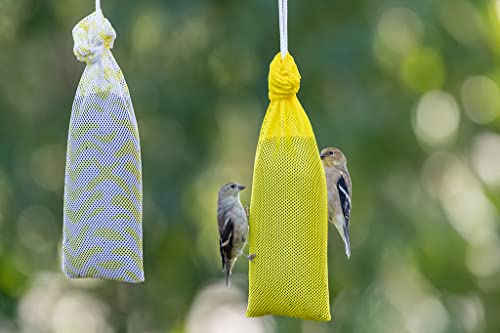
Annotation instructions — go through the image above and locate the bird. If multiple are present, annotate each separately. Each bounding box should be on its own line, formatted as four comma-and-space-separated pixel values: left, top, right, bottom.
217, 182, 256, 286
320, 147, 352, 258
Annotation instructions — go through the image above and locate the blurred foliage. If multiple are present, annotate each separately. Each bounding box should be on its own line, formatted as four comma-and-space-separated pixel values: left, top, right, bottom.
1, 0, 500, 332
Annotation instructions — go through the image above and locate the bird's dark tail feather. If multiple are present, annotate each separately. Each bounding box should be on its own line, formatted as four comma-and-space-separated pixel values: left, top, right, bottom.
224, 259, 231, 287
225, 269, 230, 287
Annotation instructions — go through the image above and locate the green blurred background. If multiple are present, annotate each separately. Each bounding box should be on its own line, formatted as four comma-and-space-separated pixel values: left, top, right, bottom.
1, 0, 500, 332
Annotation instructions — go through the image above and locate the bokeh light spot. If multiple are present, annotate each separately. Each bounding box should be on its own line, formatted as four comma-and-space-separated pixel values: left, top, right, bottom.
439, 0, 485, 48
413, 91, 460, 147
461, 76, 500, 124
471, 132, 500, 186
377, 7, 423, 56
401, 48, 445, 93
439, 159, 497, 246
466, 239, 500, 277
185, 283, 274, 333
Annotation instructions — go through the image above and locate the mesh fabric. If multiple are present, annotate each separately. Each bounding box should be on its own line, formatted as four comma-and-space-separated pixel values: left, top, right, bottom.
62, 11, 144, 283
246, 53, 330, 321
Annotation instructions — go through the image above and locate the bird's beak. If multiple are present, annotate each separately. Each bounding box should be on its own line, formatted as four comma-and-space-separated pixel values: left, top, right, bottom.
342, 224, 351, 259
238, 185, 246, 191
320, 153, 325, 160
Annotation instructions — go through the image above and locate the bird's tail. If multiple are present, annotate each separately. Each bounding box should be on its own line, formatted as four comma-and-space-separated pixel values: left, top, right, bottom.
225, 268, 231, 287
224, 259, 231, 287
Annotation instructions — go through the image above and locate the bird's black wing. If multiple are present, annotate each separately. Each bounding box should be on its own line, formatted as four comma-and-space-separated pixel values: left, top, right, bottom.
219, 218, 234, 270
337, 175, 351, 224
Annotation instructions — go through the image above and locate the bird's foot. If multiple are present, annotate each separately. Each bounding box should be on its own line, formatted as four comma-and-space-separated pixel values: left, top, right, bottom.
247, 253, 256, 262
244, 206, 250, 219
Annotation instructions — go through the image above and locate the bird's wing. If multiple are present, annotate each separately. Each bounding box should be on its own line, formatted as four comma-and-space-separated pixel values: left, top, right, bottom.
217, 208, 226, 235
345, 169, 352, 198
219, 217, 234, 269
325, 167, 339, 224
337, 175, 351, 224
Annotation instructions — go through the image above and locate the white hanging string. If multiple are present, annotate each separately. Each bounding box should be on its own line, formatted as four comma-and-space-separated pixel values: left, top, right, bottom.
95, 0, 104, 28
278, 0, 288, 59
94, 0, 105, 62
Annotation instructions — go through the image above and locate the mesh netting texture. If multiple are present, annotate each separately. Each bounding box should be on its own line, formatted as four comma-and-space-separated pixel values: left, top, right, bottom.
62, 11, 144, 283
246, 53, 330, 321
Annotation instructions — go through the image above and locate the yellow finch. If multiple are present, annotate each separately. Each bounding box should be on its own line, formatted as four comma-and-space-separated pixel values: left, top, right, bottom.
217, 182, 256, 286
321, 147, 352, 258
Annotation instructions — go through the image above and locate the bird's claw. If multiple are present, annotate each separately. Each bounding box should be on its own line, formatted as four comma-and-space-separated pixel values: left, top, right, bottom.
247, 253, 256, 262
244, 206, 250, 219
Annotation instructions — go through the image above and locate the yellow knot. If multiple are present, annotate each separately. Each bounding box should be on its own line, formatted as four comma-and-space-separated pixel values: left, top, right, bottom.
268, 52, 301, 101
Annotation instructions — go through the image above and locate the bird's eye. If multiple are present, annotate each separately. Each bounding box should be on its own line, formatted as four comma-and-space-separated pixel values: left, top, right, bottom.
230, 184, 236, 189
329, 151, 334, 155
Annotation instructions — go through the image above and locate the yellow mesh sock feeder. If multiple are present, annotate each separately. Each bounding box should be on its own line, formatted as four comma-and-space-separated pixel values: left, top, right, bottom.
246, 0, 330, 321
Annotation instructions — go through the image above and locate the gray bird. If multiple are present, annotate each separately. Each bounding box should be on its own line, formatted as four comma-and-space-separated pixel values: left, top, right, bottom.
217, 182, 256, 286
321, 147, 352, 258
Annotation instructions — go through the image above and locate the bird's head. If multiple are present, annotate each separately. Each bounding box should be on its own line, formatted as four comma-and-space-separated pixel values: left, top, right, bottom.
218, 182, 246, 200
320, 147, 347, 168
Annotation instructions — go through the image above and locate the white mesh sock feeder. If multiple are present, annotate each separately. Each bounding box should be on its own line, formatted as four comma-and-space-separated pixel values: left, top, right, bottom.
62, 0, 144, 283
246, 0, 330, 320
